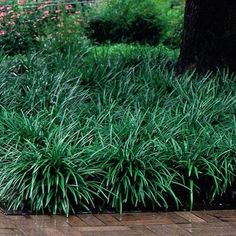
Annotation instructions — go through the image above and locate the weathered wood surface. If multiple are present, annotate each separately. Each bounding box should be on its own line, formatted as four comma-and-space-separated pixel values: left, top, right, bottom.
1, 210, 236, 235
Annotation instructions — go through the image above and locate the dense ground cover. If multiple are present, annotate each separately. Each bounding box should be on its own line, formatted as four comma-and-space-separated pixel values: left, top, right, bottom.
0, 0, 235, 216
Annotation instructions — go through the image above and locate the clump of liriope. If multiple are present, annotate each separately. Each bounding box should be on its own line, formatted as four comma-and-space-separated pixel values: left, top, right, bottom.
0, 110, 105, 215
93, 109, 180, 213
0, 43, 235, 214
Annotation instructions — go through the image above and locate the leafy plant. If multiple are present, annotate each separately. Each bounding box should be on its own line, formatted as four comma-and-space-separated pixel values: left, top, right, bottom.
0, 1, 84, 55
0, 110, 105, 216
0, 33, 235, 215
85, 0, 163, 45
97, 111, 179, 213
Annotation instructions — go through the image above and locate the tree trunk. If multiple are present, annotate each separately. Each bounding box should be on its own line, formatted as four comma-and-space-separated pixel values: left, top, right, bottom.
176, 0, 236, 73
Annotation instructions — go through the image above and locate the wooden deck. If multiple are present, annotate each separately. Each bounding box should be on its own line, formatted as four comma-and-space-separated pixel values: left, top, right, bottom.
1, 210, 236, 235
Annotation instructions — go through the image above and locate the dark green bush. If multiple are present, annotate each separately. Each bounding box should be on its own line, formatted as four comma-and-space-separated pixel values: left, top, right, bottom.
85, 0, 163, 45
128, 15, 162, 44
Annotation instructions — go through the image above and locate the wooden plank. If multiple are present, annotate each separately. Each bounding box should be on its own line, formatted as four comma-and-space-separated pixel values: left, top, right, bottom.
0, 228, 23, 235
95, 214, 122, 226
29, 215, 69, 228
16, 227, 46, 236
42, 228, 66, 236
5, 215, 34, 222
180, 222, 228, 229
3, 211, 236, 236
76, 226, 131, 232
114, 212, 157, 221
181, 224, 236, 235
5, 215, 35, 227
78, 214, 105, 226
206, 210, 236, 222
59, 229, 82, 236
0, 221, 17, 229
147, 224, 191, 236
129, 225, 159, 236
193, 211, 224, 223
67, 216, 88, 227
67, 226, 140, 236
168, 212, 190, 224
175, 212, 206, 223
226, 222, 236, 229
79, 231, 141, 236
114, 213, 173, 225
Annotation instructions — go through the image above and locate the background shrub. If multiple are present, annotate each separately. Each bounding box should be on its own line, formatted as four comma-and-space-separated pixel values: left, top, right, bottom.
84, 0, 184, 47
0, 1, 83, 55
85, 0, 163, 45
0, 7, 46, 55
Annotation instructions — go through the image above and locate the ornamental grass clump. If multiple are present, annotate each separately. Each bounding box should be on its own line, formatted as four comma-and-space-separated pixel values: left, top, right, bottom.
0, 110, 105, 215
98, 111, 179, 214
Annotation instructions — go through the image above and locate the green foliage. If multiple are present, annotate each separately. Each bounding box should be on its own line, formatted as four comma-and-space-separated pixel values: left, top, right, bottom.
0, 2, 84, 55
40, 13, 87, 54
0, 7, 47, 55
0, 43, 235, 214
98, 111, 179, 213
0, 110, 105, 215
0, 0, 235, 216
85, 0, 163, 45
84, 0, 184, 48
82, 44, 179, 78
161, 1, 184, 49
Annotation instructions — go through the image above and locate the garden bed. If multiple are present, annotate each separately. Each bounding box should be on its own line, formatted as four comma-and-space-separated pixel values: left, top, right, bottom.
0, 0, 235, 216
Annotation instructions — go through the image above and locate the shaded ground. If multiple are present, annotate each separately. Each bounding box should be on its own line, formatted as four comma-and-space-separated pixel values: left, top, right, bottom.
1, 210, 236, 235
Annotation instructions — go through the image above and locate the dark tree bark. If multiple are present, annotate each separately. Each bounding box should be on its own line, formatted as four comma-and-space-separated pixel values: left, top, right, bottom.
176, 0, 236, 73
